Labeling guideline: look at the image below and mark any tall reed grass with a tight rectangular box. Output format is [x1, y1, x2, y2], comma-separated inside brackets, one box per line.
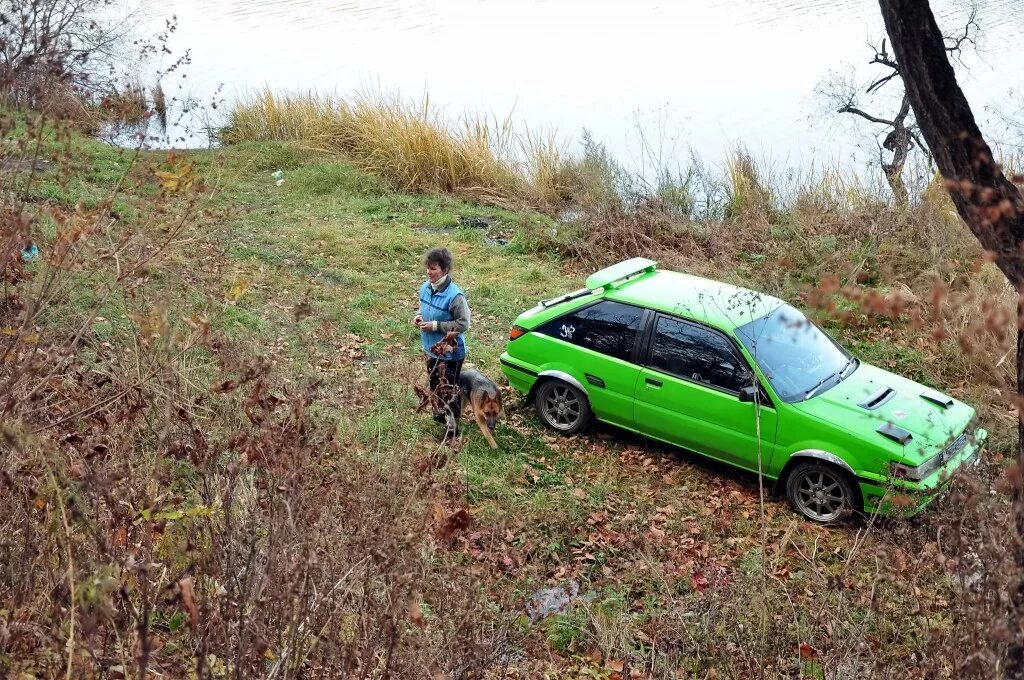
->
[225, 88, 581, 209]
[224, 88, 955, 220]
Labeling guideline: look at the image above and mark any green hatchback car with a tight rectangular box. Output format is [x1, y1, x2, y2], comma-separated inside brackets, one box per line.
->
[500, 258, 986, 523]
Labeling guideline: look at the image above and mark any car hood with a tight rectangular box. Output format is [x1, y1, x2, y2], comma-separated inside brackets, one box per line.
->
[792, 362, 975, 466]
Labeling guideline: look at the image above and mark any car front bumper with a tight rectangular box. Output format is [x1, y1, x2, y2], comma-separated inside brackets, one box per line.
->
[859, 428, 987, 517]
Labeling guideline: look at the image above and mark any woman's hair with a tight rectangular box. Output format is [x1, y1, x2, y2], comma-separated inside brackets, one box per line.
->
[424, 246, 453, 273]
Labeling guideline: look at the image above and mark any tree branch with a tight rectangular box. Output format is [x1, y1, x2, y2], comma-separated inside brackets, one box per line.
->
[867, 70, 901, 94]
[944, 6, 978, 63]
[837, 105, 895, 127]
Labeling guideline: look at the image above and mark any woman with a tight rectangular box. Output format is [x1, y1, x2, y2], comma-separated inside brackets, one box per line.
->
[413, 247, 471, 440]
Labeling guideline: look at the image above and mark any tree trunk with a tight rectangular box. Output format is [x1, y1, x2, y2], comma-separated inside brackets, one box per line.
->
[884, 95, 913, 211]
[877, 1, 1024, 675]
[883, 162, 909, 211]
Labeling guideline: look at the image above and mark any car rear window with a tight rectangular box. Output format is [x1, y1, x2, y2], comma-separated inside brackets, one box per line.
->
[538, 300, 643, 362]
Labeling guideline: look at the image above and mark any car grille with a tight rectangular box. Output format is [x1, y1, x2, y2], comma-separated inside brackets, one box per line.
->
[913, 428, 971, 479]
[942, 431, 969, 462]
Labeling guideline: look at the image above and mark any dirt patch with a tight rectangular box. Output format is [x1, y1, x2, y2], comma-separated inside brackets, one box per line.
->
[0, 158, 53, 173]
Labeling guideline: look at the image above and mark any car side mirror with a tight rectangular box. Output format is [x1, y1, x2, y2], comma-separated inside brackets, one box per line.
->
[738, 385, 758, 403]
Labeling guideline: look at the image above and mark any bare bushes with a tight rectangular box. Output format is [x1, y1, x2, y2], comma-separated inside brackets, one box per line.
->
[0, 114, 509, 678]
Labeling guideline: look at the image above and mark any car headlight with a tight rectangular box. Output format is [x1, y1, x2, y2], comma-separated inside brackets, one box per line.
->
[892, 455, 943, 481]
[891, 426, 974, 482]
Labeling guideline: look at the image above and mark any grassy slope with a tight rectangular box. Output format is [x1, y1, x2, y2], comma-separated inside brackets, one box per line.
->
[26, 135, 1010, 676]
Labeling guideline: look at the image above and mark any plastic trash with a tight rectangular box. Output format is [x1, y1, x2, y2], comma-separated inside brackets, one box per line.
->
[525, 581, 580, 622]
[21, 243, 39, 262]
[275, 179, 285, 186]
[271, 169, 284, 180]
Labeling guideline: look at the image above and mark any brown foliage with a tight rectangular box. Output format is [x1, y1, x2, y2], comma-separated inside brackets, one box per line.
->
[0, 113, 511, 679]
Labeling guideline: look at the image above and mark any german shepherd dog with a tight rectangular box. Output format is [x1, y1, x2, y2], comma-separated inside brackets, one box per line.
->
[458, 368, 503, 449]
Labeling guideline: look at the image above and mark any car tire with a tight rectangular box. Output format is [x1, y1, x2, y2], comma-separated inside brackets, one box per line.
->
[534, 380, 591, 436]
[784, 462, 858, 524]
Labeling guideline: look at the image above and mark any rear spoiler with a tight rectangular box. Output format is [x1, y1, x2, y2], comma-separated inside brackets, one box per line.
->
[586, 257, 658, 290]
[539, 258, 659, 308]
[539, 287, 592, 308]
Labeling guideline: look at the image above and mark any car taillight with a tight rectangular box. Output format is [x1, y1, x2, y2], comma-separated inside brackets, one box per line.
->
[509, 325, 527, 340]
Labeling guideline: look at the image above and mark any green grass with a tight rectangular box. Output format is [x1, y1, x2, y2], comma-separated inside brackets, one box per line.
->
[13, 130, 1014, 677]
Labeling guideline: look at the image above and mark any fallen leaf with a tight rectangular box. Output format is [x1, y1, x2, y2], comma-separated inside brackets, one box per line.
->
[408, 597, 426, 628]
[178, 576, 198, 631]
[436, 508, 471, 540]
[225, 279, 250, 304]
[211, 380, 238, 393]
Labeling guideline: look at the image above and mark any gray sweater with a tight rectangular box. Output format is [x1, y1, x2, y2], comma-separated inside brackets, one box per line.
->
[429, 276, 471, 334]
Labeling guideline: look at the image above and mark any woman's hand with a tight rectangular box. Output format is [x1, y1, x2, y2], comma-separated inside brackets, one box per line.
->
[411, 313, 423, 326]
[417, 320, 434, 330]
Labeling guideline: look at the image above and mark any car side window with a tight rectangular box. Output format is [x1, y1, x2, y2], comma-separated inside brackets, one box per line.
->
[649, 316, 749, 393]
[539, 300, 643, 362]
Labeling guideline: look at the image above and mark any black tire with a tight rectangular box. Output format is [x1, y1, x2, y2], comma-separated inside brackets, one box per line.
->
[784, 462, 858, 524]
[534, 380, 591, 436]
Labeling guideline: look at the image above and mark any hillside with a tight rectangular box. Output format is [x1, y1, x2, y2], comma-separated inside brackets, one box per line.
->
[0, 125, 1017, 678]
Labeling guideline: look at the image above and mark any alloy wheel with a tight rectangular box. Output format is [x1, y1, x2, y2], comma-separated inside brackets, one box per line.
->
[792, 467, 849, 522]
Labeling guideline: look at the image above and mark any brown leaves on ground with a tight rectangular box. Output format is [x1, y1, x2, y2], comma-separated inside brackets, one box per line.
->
[798, 641, 820, 660]
[173, 576, 199, 631]
[433, 505, 471, 542]
[407, 595, 426, 629]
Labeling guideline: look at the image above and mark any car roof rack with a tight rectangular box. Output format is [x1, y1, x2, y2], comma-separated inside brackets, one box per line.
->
[585, 257, 658, 291]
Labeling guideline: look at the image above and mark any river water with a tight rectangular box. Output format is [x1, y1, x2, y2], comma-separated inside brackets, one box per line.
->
[143, 0, 1023, 173]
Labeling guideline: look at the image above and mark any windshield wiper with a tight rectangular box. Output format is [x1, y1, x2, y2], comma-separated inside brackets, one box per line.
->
[803, 358, 857, 401]
[803, 375, 834, 401]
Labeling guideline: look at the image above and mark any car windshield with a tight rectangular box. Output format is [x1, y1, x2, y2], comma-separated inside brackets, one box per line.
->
[735, 304, 854, 403]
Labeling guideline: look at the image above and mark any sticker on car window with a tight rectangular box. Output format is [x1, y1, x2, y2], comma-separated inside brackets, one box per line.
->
[560, 324, 576, 339]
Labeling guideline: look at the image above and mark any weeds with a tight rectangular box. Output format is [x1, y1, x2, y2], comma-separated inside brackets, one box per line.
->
[0, 108, 513, 678]
[3, 71, 1024, 677]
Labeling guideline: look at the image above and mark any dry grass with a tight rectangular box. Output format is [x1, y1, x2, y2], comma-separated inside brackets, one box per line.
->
[4, 108, 1023, 678]
[724, 149, 775, 220]
[225, 88, 582, 209]
[0, 113, 514, 679]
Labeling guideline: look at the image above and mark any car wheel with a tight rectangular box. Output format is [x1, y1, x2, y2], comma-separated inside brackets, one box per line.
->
[785, 462, 857, 524]
[534, 380, 591, 435]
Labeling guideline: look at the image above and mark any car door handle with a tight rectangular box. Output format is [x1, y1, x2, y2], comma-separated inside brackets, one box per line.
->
[645, 377, 662, 388]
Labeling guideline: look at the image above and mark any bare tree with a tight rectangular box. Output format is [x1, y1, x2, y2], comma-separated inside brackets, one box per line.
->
[990, 89, 1024, 151]
[819, 8, 978, 209]
[0, 0, 137, 113]
[876, 1, 1024, 676]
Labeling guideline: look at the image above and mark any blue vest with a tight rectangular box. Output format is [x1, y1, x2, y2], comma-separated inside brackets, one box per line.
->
[419, 279, 467, 360]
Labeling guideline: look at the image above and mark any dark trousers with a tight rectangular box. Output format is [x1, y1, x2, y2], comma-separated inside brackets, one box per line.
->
[426, 357, 464, 421]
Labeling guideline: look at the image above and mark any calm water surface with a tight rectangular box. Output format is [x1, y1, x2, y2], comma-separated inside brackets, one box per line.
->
[147, 0, 1023, 172]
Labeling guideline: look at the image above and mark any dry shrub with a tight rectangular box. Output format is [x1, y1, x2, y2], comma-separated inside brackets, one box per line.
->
[554, 199, 718, 273]
[0, 113, 510, 679]
[915, 470, 1021, 677]
[724, 150, 775, 222]
[99, 80, 151, 128]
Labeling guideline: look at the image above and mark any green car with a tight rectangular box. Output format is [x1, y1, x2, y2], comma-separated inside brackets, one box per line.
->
[500, 258, 986, 523]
